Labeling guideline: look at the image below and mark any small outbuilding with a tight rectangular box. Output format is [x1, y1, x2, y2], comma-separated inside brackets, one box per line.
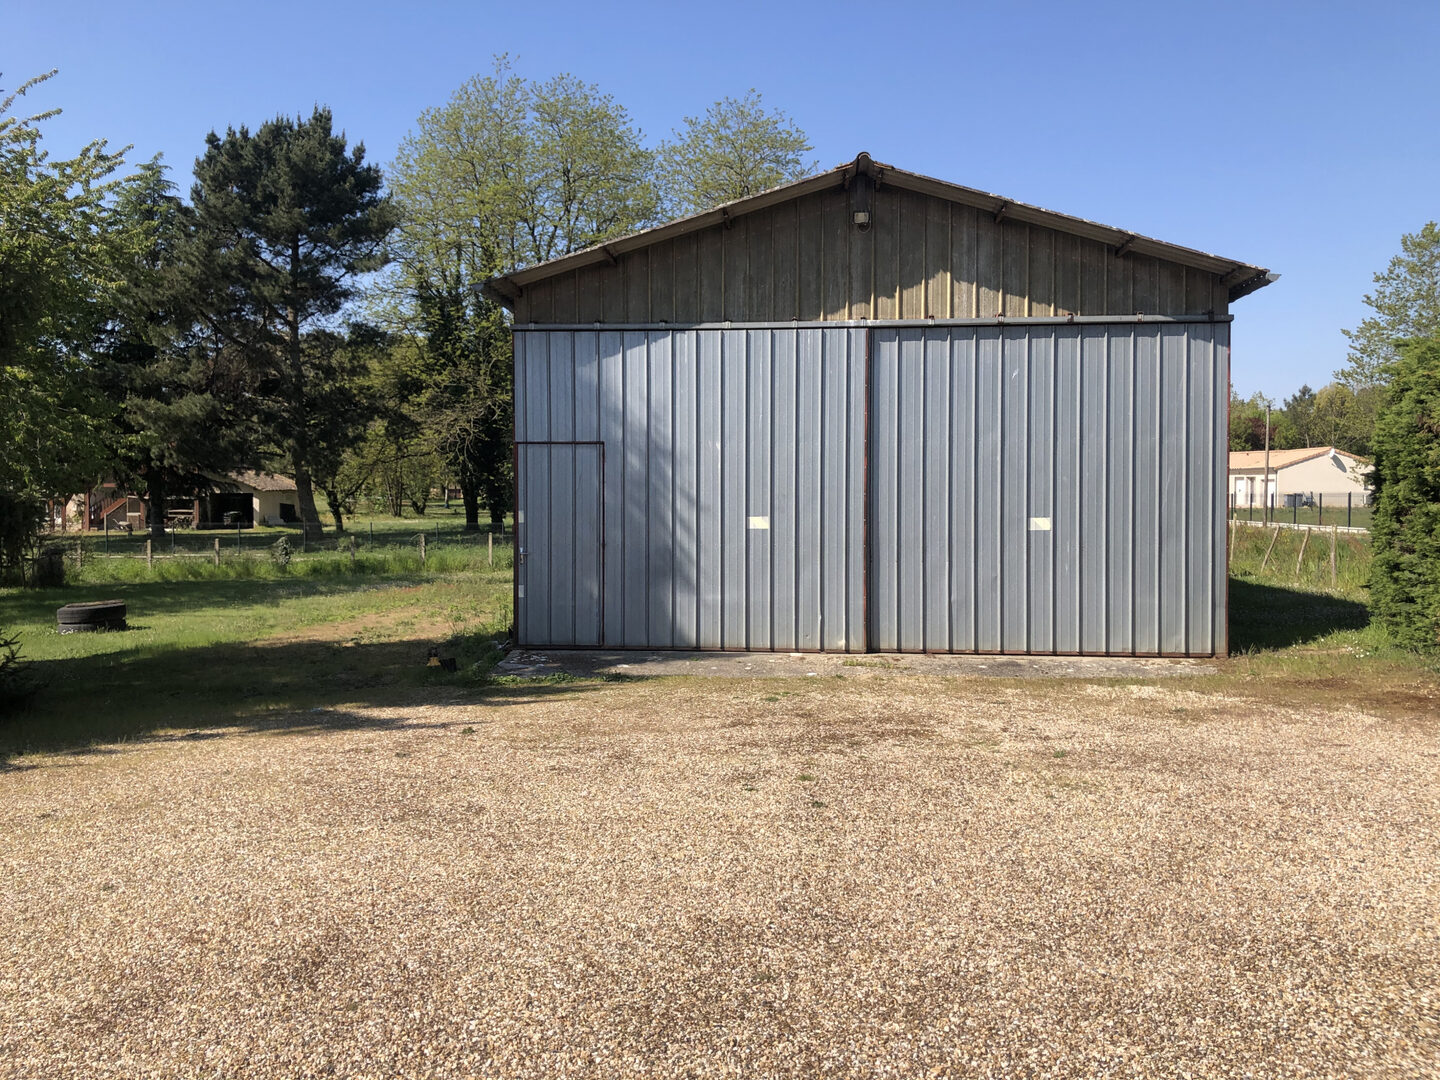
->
[199, 471, 300, 528]
[487, 153, 1276, 656]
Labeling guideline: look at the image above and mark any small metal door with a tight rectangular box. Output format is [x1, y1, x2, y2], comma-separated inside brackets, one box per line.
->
[517, 442, 603, 646]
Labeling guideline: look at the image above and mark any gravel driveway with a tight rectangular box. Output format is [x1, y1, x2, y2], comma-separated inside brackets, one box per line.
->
[1, 676, 1436, 1078]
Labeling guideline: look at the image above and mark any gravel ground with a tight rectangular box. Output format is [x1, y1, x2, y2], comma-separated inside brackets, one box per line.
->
[1, 676, 1436, 1078]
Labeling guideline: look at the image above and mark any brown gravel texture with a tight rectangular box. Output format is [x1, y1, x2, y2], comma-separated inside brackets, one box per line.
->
[2, 676, 1437, 1079]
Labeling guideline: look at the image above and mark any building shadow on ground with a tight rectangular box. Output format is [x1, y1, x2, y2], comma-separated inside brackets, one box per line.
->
[1229, 578, 1370, 652]
[0, 636, 595, 763]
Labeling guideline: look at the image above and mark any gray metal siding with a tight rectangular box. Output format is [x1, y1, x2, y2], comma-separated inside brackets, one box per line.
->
[516, 327, 868, 651]
[867, 322, 1228, 654]
[517, 320, 1228, 657]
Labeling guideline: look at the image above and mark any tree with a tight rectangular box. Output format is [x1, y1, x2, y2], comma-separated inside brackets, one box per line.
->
[657, 89, 814, 216]
[1228, 391, 1273, 452]
[186, 107, 397, 539]
[1274, 384, 1316, 449]
[388, 57, 655, 530]
[1338, 223, 1440, 390]
[1368, 337, 1440, 650]
[391, 56, 659, 277]
[0, 71, 128, 573]
[97, 159, 254, 538]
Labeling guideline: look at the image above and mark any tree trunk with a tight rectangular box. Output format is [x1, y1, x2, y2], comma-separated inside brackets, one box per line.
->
[459, 474, 481, 533]
[145, 470, 168, 541]
[322, 486, 346, 532]
[293, 465, 324, 541]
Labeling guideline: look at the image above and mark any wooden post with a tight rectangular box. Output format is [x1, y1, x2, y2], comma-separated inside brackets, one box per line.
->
[213, 537, 221, 567]
[349, 535, 357, 568]
[146, 539, 153, 568]
[419, 533, 426, 565]
[1259, 524, 1282, 573]
[1294, 527, 1310, 577]
[488, 531, 493, 567]
[75, 540, 83, 572]
[104, 515, 109, 555]
[1330, 526, 1338, 586]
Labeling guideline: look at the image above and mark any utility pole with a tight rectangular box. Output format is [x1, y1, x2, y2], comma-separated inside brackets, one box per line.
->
[1263, 401, 1272, 524]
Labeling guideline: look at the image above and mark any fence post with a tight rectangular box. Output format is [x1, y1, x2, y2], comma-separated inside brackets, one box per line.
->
[370, 521, 375, 545]
[146, 539, 153, 569]
[1259, 524, 1282, 573]
[104, 516, 109, 555]
[1330, 526, 1338, 586]
[1348, 492, 1353, 529]
[419, 533, 426, 566]
[213, 537, 221, 567]
[349, 535, 357, 568]
[488, 531, 493, 567]
[237, 523, 242, 552]
[1295, 527, 1310, 578]
[1318, 492, 1323, 527]
[436, 523, 440, 547]
[1292, 498, 1297, 525]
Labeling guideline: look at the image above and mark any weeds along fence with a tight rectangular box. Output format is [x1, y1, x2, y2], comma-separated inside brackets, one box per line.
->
[42, 519, 514, 581]
[1228, 517, 1370, 593]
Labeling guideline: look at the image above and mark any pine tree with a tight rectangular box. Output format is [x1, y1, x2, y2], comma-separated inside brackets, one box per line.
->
[1369, 337, 1440, 650]
[186, 107, 397, 538]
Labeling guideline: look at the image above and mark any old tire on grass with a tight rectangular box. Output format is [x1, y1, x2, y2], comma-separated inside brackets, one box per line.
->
[57, 600, 128, 634]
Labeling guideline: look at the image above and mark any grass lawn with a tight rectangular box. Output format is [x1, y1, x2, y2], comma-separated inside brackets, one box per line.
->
[0, 527, 514, 754]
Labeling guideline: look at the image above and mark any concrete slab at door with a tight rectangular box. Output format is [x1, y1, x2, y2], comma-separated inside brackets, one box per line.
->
[517, 443, 603, 646]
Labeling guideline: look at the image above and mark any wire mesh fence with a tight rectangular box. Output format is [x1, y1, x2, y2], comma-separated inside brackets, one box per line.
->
[1228, 492, 1372, 532]
[39, 516, 514, 572]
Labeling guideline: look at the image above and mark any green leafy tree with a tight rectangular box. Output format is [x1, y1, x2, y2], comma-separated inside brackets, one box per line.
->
[1273, 384, 1316, 449]
[388, 57, 654, 531]
[1368, 337, 1440, 650]
[1339, 223, 1440, 389]
[1228, 391, 1273, 452]
[657, 89, 814, 216]
[186, 107, 397, 539]
[0, 71, 127, 572]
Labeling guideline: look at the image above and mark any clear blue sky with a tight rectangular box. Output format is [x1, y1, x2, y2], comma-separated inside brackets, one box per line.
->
[8, 0, 1438, 401]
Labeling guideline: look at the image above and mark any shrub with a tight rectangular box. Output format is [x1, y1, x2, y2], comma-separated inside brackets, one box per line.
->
[1369, 337, 1440, 650]
[0, 627, 36, 715]
[270, 536, 294, 570]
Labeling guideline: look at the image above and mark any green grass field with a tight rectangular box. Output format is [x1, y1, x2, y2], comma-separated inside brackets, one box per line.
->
[0, 521, 515, 755]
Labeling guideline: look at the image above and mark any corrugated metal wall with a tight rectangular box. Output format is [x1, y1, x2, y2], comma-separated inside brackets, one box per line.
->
[868, 323, 1228, 655]
[515, 321, 1229, 657]
[514, 186, 1230, 325]
[515, 328, 868, 651]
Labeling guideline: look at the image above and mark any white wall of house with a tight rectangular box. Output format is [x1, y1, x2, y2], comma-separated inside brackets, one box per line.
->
[253, 490, 297, 525]
[1276, 451, 1371, 497]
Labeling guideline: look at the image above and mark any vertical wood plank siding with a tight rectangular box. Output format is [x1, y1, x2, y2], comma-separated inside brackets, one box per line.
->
[515, 188, 1228, 325]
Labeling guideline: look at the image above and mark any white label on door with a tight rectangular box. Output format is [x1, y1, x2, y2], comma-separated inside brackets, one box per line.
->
[1028, 516, 1052, 531]
[517, 585, 525, 598]
[747, 516, 770, 530]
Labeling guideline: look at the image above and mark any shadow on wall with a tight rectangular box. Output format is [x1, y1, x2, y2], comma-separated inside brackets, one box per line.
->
[1229, 579, 1370, 652]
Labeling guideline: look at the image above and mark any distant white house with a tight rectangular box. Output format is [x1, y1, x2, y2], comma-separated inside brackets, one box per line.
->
[1228, 447, 1372, 508]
